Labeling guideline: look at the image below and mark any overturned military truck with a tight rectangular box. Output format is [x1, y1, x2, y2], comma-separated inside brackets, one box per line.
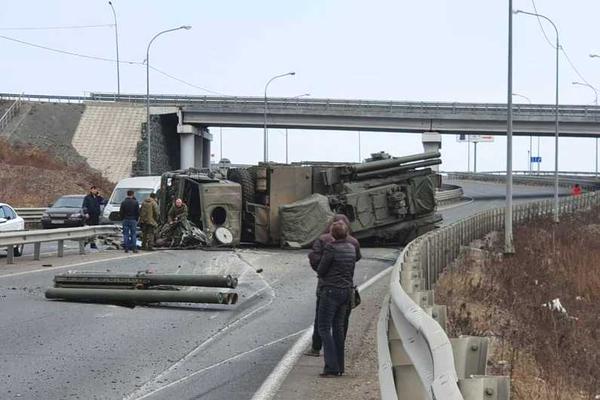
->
[158, 150, 442, 247]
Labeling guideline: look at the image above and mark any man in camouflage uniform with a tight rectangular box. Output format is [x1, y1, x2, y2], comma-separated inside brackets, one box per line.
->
[168, 198, 188, 223]
[139, 193, 159, 251]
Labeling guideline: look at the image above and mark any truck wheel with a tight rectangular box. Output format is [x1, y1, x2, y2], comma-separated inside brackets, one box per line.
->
[227, 168, 256, 242]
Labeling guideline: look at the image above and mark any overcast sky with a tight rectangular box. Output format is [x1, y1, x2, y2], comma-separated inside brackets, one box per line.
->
[1, 0, 600, 172]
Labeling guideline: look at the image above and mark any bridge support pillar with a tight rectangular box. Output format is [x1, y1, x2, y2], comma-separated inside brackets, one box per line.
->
[422, 132, 442, 172]
[178, 124, 212, 169]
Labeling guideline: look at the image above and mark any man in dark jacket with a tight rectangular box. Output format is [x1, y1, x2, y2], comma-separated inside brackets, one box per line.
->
[316, 222, 356, 377]
[82, 186, 101, 249]
[119, 190, 140, 253]
[306, 214, 361, 357]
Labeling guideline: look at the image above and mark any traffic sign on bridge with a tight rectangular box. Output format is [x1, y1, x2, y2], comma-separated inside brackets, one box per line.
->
[531, 156, 542, 163]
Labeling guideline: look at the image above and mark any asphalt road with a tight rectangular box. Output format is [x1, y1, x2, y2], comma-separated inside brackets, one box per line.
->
[0, 179, 561, 400]
[0, 247, 397, 400]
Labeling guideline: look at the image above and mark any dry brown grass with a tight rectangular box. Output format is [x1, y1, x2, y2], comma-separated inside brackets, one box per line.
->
[436, 208, 600, 400]
[0, 138, 114, 207]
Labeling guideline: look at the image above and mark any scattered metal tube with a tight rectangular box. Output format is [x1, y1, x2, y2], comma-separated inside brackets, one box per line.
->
[53, 273, 238, 289]
[45, 288, 237, 305]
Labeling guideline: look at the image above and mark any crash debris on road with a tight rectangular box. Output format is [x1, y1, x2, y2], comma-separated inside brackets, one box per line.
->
[45, 271, 239, 306]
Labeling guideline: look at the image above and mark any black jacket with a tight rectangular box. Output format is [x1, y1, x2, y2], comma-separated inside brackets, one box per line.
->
[317, 239, 357, 290]
[83, 194, 101, 217]
[119, 197, 140, 221]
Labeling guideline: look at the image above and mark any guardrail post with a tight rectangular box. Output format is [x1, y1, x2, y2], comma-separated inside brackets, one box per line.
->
[79, 240, 85, 255]
[34, 243, 41, 261]
[57, 240, 64, 258]
[7, 245, 15, 264]
[458, 376, 510, 400]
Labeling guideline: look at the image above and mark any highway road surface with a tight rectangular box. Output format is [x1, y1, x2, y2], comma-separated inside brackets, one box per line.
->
[0, 179, 563, 399]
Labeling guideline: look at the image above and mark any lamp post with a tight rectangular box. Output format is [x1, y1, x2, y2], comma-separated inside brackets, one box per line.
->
[572, 81, 598, 175]
[512, 93, 534, 172]
[285, 93, 310, 164]
[264, 72, 295, 163]
[145, 25, 191, 175]
[515, 9, 560, 223]
[108, 1, 120, 96]
[505, 0, 515, 253]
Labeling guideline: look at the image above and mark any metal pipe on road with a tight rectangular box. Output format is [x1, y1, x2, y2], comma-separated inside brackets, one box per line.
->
[45, 288, 238, 305]
[54, 273, 238, 289]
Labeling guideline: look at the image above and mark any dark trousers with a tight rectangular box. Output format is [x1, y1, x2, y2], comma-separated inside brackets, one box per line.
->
[122, 219, 137, 250]
[312, 292, 352, 352]
[311, 293, 322, 351]
[86, 215, 100, 248]
[317, 287, 349, 374]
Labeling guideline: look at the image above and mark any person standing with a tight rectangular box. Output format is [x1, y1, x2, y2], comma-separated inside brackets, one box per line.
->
[307, 215, 361, 357]
[316, 221, 356, 377]
[119, 190, 140, 253]
[82, 185, 101, 249]
[139, 193, 159, 251]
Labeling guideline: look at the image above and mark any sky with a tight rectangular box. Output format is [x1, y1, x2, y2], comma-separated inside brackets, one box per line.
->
[1, 0, 600, 172]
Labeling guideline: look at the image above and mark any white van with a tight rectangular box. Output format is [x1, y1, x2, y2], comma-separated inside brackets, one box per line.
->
[102, 176, 161, 223]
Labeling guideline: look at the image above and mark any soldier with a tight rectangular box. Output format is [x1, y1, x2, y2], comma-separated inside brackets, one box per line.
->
[168, 198, 188, 223]
[139, 193, 159, 251]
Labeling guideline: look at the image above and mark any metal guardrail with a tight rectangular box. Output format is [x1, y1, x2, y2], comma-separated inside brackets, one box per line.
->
[0, 94, 22, 131]
[379, 191, 600, 399]
[14, 208, 46, 223]
[0, 225, 119, 264]
[1, 92, 600, 118]
[445, 171, 600, 190]
[436, 185, 464, 206]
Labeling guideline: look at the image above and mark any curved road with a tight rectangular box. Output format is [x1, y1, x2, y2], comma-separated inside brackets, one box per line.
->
[0, 179, 559, 400]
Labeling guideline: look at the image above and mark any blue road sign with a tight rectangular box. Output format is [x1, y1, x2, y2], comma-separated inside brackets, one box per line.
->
[530, 156, 542, 163]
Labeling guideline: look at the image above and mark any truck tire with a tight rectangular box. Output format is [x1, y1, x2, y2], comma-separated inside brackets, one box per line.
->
[227, 168, 256, 242]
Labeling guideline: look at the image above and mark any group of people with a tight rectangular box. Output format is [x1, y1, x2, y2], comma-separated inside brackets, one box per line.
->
[307, 214, 361, 377]
[81, 185, 190, 253]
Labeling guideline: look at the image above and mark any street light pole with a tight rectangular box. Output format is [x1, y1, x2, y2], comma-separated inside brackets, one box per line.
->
[358, 131, 362, 162]
[263, 72, 295, 163]
[146, 25, 191, 175]
[512, 93, 533, 171]
[108, 1, 120, 96]
[572, 81, 599, 175]
[515, 9, 560, 223]
[505, 0, 514, 253]
[285, 93, 310, 164]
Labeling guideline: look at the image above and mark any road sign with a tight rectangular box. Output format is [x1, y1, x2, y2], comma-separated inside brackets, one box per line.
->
[530, 156, 542, 163]
[456, 134, 495, 143]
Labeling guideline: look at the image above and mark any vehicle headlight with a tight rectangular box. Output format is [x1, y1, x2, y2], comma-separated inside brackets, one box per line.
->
[69, 213, 82, 219]
[42, 213, 50, 219]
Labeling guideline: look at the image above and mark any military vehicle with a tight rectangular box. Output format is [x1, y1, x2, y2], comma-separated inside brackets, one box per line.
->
[157, 150, 442, 248]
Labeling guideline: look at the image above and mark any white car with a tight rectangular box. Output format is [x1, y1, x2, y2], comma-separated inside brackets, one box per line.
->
[0, 202, 25, 256]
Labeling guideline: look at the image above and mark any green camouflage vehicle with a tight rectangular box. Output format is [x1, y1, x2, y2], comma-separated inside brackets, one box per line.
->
[158, 151, 442, 248]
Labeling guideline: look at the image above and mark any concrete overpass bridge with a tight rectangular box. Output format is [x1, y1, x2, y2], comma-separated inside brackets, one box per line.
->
[84, 92, 600, 137]
[4, 92, 600, 173]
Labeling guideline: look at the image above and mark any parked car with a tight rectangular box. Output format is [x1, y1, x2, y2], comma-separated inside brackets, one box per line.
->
[101, 176, 161, 223]
[41, 195, 86, 229]
[0, 202, 25, 256]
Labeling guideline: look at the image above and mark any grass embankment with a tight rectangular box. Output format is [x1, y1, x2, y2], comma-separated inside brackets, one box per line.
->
[0, 139, 114, 207]
[436, 208, 600, 400]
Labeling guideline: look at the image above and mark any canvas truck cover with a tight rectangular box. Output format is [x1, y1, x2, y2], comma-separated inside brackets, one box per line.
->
[279, 194, 335, 248]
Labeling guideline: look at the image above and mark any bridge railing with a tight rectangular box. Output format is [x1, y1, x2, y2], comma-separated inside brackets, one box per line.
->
[1, 92, 600, 118]
[0, 94, 22, 131]
[379, 191, 600, 400]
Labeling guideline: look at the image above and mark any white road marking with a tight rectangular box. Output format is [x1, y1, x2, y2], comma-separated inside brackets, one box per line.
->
[130, 329, 304, 400]
[250, 266, 393, 400]
[123, 252, 275, 400]
[0, 252, 155, 279]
